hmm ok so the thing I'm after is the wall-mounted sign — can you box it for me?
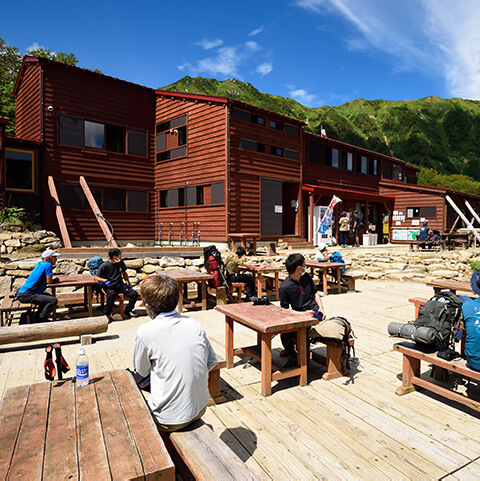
[275,205,283,213]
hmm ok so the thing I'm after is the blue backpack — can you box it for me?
[329,252,346,275]
[87,256,103,276]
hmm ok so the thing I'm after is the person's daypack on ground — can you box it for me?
[413,291,463,351]
[309,316,355,371]
[203,245,225,288]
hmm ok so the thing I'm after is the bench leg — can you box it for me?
[395,354,420,396]
[347,277,355,293]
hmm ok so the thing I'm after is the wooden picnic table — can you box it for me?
[426,279,474,296]
[160,268,213,312]
[48,273,97,320]
[227,233,260,255]
[239,263,285,300]
[0,369,175,479]
[305,260,344,295]
[216,303,318,396]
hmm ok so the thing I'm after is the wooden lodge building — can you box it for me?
[1,55,480,247]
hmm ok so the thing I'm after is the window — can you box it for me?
[57,184,86,209]
[270,120,284,131]
[5,149,35,192]
[160,190,168,207]
[307,141,325,165]
[85,121,105,149]
[58,115,146,156]
[59,115,84,147]
[211,183,224,204]
[382,161,393,179]
[251,114,265,126]
[155,116,187,158]
[186,186,204,206]
[126,190,148,212]
[257,143,265,153]
[127,129,147,157]
[156,146,187,161]
[270,146,284,156]
[232,108,265,126]
[347,152,353,171]
[407,206,436,218]
[239,139,265,153]
[177,125,187,146]
[285,149,298,160]
[361,156,368,174]
[368,158,378,176]
[331,149,339,168]
[156,115,187,133]
[393,164,403,181]
[284,123,299,135]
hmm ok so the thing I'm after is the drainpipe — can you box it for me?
[225,102,231,241]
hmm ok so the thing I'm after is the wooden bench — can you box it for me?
[409,240,446,251]
[208,359,227,405]
[408,297,428,317]
[310,338,355,380]
[342,273,358,293]
[394,341,480,412]
[0,292,34,327]
[228,282,246,303]
[0,316,109,346]
[164,419,258,480]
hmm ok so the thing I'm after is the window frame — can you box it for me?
[5,148,37,194]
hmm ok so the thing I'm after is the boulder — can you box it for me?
[158,256,185,268]
[13,260,37,270]
[4,238,21,248]
[141,264,159,274]
[0,233,12,241]
[366,271,384,279]
[191,258,204,267]
[124,258,144,269]
[55,261,81,275]
[126,269,137,278]
[429,270,458,278]
[40,236,59,244]
[0,275,12,298]
[143,257,159,265]
[6,269,31,277]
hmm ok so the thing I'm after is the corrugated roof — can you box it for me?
[302,183,395,202]
[380,179,480,200]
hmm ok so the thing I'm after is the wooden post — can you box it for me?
[309,192,314,244]
[79,176,118,247]
[47,177,72,248]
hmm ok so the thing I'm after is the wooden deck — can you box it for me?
[1,280,480,478]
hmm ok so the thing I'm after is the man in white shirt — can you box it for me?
[133,275,217,431]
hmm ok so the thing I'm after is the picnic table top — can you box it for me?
[305,260,345,269]
[426,279,473,292]
[49,273,97,288]
[215,303,317,333]
[0,369,174,480]
[240,263,285,273]
[160,268,213,282]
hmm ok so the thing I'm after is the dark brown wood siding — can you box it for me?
[229,111,302,235]
[155,96,227,241]
[39,61,156,241]
[15,63,42,141]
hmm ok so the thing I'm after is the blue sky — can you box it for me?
[2,0,480,107]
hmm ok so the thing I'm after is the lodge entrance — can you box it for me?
[261,179,298,236]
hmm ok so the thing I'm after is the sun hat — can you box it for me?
[42,249,60,259]
[318,242,328,252]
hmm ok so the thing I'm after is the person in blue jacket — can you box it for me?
[16,249,60,322]
[418,220,430,248]
[461,270,480,371]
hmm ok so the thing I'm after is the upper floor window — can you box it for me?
[59,115,147,157]
[5,148,35,193]
[331,149,339,168]
[393,164,403,181]
[270,120,284,131]
[232,108,265,126]
[284,123,299,135]
[156,115,187,160]
[270,146,284,156]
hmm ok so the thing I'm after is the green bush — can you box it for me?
[469,259,480,272]
[0,206,32,230]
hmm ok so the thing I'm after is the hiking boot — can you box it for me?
[124,311,139,319]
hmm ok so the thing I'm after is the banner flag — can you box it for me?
[317,195,342,234]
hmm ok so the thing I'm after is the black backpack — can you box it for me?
[413,291,463,351]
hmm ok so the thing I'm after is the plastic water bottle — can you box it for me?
[76,348,89,386]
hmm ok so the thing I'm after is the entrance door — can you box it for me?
[261,179,283,235]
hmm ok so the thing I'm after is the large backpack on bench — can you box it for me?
[203,245,225,288]
[413,291,463,351]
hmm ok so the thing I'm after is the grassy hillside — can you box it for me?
[162,77,480,193]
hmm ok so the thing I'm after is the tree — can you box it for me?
[25,47,78,66]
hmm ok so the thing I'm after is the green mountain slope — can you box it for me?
[162,77,480,192]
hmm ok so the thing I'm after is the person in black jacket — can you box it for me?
[94,248,138,322]
[418,220,429,248]
[279,253,326,367]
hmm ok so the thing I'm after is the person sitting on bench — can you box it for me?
[133,275,218,432]
[16,249,60,323]
[461,270,480,371]
[279,253,326,368]
[94,248,138,322]
[224,247,255,301]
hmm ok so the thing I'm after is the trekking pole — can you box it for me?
[157,223,163,246]
[192,222,196,245]
[168,222,173,246]
[180,222,184,246]
[196,225,201,246]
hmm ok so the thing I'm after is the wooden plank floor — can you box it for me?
[1,279,480,479]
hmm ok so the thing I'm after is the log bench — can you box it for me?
[310,338,355,380]
[0,316,109,346]
[164,419,258,480]
[0,292,34,327]
[394,341,480,412]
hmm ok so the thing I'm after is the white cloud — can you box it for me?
[179,39,268,78]
[195,38,224,50]
[288,87,319,107]
[249,26,264,37]
[256,62,273,76]
[295,0,480,99]
[26,42,47,52]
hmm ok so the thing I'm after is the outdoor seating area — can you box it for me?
[2,278,480,477]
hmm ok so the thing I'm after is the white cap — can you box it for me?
[318,243,328,251]
[42,249,60,259]
[79,348,85,355]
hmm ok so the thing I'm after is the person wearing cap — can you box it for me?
[461,271,480,371]
[16,249,60,322]
[338,211,349,248]
[224,246,256,301]
[94,248,138,322]
[315,243,329,262]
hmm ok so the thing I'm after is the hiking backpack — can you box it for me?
[309,316,355,371]
[413,291,463,351]
[328,252,346,275]
[203,245,225,288]
[87,256,103,276]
